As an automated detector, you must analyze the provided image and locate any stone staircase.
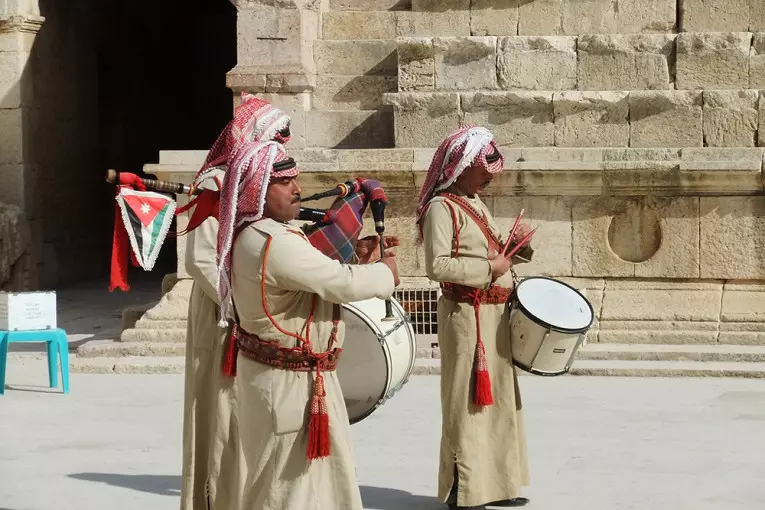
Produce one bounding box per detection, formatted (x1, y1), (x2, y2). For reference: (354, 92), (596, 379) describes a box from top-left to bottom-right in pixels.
(71, 0), (765, 377)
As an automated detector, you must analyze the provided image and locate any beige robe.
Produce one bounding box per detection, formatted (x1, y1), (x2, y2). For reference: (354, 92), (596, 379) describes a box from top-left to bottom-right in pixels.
(230, 218), (395, 510)
(421, 191), (531, 508)
(181, 168), (241, 510)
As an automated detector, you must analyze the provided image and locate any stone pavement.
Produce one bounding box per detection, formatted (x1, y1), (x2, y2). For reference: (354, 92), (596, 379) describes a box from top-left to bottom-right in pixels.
(1, 369), (764, 510)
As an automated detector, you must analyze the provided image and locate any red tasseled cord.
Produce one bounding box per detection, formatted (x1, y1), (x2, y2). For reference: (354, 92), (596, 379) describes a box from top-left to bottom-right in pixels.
(222, 330), (238, 377)
(307, 371), (330, 460)
(473, 300), (493, 406)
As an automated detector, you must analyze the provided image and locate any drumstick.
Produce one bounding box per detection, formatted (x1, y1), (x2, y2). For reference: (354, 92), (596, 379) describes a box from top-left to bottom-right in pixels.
(506, 228), (536, 259)
(501, 208), (525, 256)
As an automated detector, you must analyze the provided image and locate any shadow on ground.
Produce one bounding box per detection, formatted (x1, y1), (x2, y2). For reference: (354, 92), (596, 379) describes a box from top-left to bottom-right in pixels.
(360, 485), (441, 509)
(68, 473), (180, 497)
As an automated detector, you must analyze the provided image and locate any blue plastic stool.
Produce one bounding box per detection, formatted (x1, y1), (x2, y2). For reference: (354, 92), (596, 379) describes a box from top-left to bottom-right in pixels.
(0, 328), (70, 395)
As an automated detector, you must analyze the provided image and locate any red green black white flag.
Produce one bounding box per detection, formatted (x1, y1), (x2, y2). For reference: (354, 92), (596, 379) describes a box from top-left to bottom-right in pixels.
(115, 188), (176, 271)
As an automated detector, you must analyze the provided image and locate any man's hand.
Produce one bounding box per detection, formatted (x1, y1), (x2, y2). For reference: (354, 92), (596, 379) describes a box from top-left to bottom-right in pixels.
(512, 222), (533, 242)
(379, 255), (401, 287)
(355, 235), (401, 264)
(488, 248), (511, 281)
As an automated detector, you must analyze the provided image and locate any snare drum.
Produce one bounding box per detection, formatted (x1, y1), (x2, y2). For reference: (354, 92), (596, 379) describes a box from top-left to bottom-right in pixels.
(509, 277), (593, 376)
(336, 297), (417, 424)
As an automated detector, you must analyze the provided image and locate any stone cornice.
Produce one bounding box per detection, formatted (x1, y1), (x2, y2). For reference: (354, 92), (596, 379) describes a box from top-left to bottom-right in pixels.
(146, 148), (765, 197)
(0, 15), (44, 34)
(226, 66), (316, 93)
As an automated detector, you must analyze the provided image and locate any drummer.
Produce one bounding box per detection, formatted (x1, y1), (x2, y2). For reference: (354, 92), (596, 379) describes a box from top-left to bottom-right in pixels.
(216, 140), (401, 509)
(416, 125), (534, 510)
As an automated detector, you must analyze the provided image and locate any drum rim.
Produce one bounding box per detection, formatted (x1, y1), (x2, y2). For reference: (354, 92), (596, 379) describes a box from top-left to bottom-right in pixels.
(512, 276), (594, 334)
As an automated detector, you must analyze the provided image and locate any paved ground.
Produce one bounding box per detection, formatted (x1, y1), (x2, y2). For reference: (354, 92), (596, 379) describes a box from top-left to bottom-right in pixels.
(1, 367), (764, 510)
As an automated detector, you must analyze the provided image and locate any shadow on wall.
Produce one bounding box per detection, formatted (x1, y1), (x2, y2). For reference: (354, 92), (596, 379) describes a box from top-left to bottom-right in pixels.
(0, 0), (237, 291)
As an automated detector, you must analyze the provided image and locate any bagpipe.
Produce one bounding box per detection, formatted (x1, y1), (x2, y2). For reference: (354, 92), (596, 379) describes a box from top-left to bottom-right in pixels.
(105, 169), (395, 318)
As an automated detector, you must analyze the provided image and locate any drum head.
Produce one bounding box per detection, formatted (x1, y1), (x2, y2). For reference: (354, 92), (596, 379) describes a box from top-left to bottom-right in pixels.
(515, 277), (593, 333)
(336, 305), (388, 424)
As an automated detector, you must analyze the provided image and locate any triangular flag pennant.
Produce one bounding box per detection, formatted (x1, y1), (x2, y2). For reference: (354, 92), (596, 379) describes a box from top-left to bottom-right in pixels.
(115, 187), (176, 271)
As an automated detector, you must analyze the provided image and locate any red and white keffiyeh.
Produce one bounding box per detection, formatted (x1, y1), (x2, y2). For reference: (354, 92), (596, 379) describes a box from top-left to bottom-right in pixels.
(415, 124), (504, 240)
(216, 141), (300, 322)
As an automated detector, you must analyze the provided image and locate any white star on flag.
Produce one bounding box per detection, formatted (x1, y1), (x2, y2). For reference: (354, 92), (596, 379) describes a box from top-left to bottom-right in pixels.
(140, 203), (151, 215)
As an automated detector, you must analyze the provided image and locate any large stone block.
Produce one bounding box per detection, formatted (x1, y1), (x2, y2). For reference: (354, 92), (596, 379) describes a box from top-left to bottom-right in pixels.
(572, 197), (700, 278)
(518, 0), (563, 36)
(553, 92), (630, 147)
(398, 1), (471, 37)
(577, 34), (673, 90)
(433, 37), (497, 90)
(397, 38), (435, 91)
(749, 34), (765, 88)
(600, 280), (722, 322)
(470, 0), (518, 36)
(236, 7), (306, 68)
(462, 91), (554, 147)
(0, 108), (23, 164)
(314, 40), (397, 76)
(618, 0), (676, 33)
(329, 0), (411, 10)
(497, 36), (576, 90)
(700, 197), (765, 279)
(754, 2), (765, 31)
(0, 50), (29, 109)
(492, 196), (573, 276)
(629, 91), (703, 147)
(561, 0), (618, 35)
(679, 148), (763, 194)
(382, 92), (460, 147)
(313, 75), (397, 111)
(322, 11), (397, 40)
(304, 110), (394, 148)
(702, 90), (758, 147)
(679, 0), (749, 32)
(676, 32), (751, 89)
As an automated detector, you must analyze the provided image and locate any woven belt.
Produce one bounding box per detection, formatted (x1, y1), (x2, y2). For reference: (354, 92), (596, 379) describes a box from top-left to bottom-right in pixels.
(234, 326), (341, 372)
(441, 282), (512, 305)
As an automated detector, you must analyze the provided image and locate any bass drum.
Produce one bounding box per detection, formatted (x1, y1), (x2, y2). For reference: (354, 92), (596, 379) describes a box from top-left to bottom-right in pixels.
(337, 297), (417, 424)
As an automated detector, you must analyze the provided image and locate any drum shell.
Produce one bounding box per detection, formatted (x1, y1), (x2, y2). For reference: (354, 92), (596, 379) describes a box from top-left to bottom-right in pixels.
(509, 307), (586, 376)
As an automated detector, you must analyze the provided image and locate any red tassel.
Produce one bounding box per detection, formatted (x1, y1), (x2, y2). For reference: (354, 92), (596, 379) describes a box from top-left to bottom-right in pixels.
(110, 198), (130, 292)
(307, 372), (330, 460)
(222, 331), (238, 377)
(474, 340), (494, 406)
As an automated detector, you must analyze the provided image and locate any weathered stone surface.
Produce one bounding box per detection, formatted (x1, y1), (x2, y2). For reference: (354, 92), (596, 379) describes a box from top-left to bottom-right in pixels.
(602, 160), (682, 195)
(493, 196), (573, 276)
(313, 75), (397, 110)
(0, 108), (23, 164)
(470, 0), (518, 36)
(462, 91), (554, 146)
(676, 32), (751, 89)
(518, 0), (562, 36)
(329, 0), (411, 10)
(700, 197), (765, 279)
(322, 11), (397, 40)
(236, 7), (318, 70)
(553, 92), (630, 147)
(749, 34), (765, 88)
(562, 0), (618, 35)
(383, 92), (460, 147)
(314, 40), (397, 76)
(433, 37), (497, 90)
(572, 197), (700, 278)
(397, 2), (471, 37)
(679, 148), (763, 194)
(720, 283), (765, 322)
(679, 0), (749, 32)
(397, 38), (435, 91)
(600, 280), (722, 322)
(305, 110), (394, 148)
(251, 92), (310, 148)
(577, 34), (673, 90)
(702, 90), (758, 147)
(497, 36), (576, 90)
(603, 148), (681, 161)
(754, 2), (765, 31)
(618, 0), (676, 32)
(629, 91), (703, 147)
(0, 50), (29, 109)
(0, 201), (27, 288)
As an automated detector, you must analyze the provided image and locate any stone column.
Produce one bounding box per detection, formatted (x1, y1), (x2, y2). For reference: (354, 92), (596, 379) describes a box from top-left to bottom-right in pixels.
(0, 1), (43, 290)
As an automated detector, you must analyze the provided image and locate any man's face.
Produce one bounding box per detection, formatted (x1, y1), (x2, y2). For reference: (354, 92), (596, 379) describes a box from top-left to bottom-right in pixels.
(455, 164), (494, 196)
(264, 176), (301, 222)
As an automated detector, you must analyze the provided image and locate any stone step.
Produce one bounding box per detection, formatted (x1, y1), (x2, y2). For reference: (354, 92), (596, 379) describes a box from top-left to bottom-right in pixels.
(577, 344), (765, 362)
(77, 340), (186, 358)
(567, 360), (765, 378)
(69, 356), (186, 374)
(120, 328), (187, 343)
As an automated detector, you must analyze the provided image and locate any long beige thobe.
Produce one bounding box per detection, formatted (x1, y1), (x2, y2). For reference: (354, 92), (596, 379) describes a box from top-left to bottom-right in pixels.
(181, 168), (241, 510)
(421, 191), (532, 508)
(230, 218), (395, 510)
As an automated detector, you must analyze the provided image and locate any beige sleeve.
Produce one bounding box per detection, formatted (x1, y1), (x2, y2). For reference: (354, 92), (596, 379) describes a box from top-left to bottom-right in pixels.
(184, 216), (220, 304)
(263, 232), (395, 303)
(422, 201), (493, 290)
